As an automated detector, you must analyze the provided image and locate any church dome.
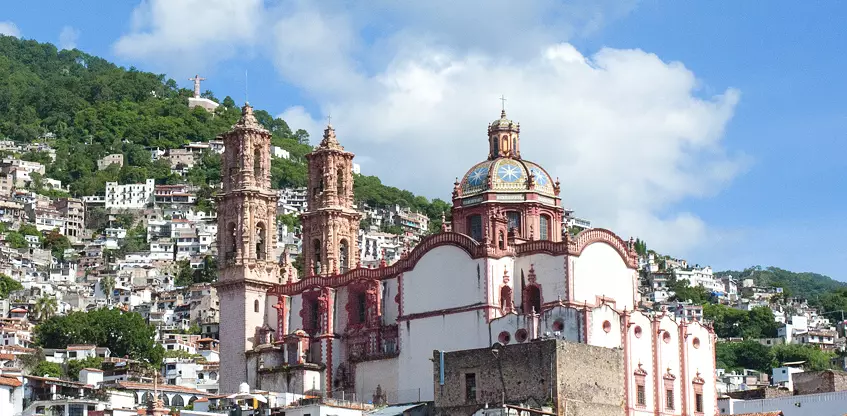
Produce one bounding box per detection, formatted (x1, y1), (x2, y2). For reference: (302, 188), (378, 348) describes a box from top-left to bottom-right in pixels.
(460, 157), (556, 199)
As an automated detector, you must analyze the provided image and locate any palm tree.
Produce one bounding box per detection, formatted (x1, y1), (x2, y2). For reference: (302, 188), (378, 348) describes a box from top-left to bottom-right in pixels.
(101, 275), (115, 304)
(33, 295), (58, 321)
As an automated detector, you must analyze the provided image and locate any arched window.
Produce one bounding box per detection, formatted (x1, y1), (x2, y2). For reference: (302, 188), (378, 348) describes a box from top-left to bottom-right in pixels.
(227, 222), (237, 261)
(210, 372), (218, 380)
(172, 395), (185, 408)
(525, 286), (541, 314)
(337, 167), (345, 198)
(141, 392), (151, 404)
(506, 211), (521, 233)
(189, 396), (198, 405)
(253, 147), (262, 180)
(467, 215), (483, 242)
(539, 215), (550, 241)
(313, 239), (322, 275)
(161, 394), (169, 407)
(501, 135), (510, 154)
(254, 299), (260, 313)
(498, 231), (505, 249)
(339, 239), (349, 273)
(255, 222), (266, 260)
(500, 285), (513, 313)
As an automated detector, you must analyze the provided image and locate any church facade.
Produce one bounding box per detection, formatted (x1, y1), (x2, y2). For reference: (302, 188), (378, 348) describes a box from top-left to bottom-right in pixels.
(216, 105), (718, 416)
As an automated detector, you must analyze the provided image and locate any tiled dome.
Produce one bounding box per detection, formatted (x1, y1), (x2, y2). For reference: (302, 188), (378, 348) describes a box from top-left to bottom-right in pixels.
(461, 157), (556, 198)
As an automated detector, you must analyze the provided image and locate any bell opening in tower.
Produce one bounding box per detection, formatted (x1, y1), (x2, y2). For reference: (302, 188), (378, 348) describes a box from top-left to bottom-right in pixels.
(313, 239), (322, 275)
(339, 239), (349, 273)
(525, 286), (541, 314)
(226, 222), (236, 262)
(253, 147), (262, 180)
(507, 211), (521, 233)
(255, 222), (266, 260)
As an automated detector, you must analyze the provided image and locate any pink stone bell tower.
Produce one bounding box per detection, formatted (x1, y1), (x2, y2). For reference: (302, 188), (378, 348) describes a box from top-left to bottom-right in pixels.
(301, 122), (361, 276)
(214, 104), (280, 394)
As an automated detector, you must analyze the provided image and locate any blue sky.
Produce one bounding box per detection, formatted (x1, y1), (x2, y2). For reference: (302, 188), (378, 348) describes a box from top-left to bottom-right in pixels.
(1, 1), (846, 279)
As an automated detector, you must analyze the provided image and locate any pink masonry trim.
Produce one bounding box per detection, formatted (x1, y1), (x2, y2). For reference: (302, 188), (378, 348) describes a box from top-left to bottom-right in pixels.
(652, 318), (661, 416)
(622, 311), (631, 413)
(271, 229), (636, 297)
(679, 321), (688, 415)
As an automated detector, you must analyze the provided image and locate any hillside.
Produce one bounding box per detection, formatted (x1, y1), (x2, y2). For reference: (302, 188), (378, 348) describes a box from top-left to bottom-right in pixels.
(716, 266), (847, 312)
(0, 35), (448, 227)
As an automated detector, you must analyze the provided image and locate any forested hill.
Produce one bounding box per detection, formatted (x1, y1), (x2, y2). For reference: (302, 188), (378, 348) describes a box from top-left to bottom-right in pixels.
(716, 266), (847, 311)
(0, 35), (449, 224)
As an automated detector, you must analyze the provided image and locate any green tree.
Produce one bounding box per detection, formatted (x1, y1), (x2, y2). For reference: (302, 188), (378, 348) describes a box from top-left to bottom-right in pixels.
(43, 229), (71, 260)
(715, 341), (775, 372)
(32, 361), (63, 378)
(5, 231), (28, 249)
(669, 277), (711, 304)
(0, 274), (23, 299)
(18, 223), (41, 237)
(772, 344), (835, 371)
(32, 295), (59, 322)
(66, 356), (104, 381)
(35, 308), (165, 366)
(175, 259), (194, 287)
(100, 275), (115, 302)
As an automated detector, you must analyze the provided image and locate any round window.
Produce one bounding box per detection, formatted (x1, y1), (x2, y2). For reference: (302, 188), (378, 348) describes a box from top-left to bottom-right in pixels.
(693, 337), (701, 349)
(515, 328), (529, 343)
(602, 320), (612, 333)
(498, 331), (511, 344)
(552, 319), (564, 332)
(663, 331), (672, 344)
(634, 326), (642, 338)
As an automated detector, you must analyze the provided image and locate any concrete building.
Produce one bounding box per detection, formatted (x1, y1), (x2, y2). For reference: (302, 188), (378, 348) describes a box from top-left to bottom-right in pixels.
(53, 197), (85, 242)
(105, 179), (156, 209)
(719, 390), (847, 415)
(98, 154), (124, 170)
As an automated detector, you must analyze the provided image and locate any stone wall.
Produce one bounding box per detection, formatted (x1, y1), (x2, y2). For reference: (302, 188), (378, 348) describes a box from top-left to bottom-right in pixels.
(793, 370), (847, 395)
(556, 342), (624, 416)
(432, 339), (624, 416)
(725, 386), (793, 400)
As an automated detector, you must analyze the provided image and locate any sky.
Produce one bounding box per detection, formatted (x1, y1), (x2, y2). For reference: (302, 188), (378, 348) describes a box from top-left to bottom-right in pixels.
(1, 1), (846, 279)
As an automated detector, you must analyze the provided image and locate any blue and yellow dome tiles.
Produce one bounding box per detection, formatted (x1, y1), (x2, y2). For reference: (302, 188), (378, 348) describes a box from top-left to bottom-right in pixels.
(460, 157), (556, 199)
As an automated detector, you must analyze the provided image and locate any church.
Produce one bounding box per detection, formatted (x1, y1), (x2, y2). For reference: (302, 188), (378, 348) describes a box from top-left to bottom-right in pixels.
(214, 104), (718, 416)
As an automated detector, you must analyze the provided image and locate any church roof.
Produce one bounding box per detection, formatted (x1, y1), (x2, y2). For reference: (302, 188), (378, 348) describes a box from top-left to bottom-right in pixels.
(460, 157), (556, 200)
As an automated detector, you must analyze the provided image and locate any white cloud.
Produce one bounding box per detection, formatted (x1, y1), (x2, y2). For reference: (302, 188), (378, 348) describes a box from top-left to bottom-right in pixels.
(113, 0), (264, 74)
(111, 1), (744, 255)
(0, 21), (20, 38)
(59, 26), (80, 50)
(273, 34), (744, 255)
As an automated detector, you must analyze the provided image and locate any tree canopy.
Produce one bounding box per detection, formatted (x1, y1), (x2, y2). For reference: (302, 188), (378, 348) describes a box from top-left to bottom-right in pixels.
(0, 273), (23, 299)
(34, 308), (164, 366)
(704, 304), (779, 339)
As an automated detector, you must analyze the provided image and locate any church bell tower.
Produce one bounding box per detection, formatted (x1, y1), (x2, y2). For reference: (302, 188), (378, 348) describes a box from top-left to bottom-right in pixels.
(214, 104), (279, 394)
(301, 123), (361, 276)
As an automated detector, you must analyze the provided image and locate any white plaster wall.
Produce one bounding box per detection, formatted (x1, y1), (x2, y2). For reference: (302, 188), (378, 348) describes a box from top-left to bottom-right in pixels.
(572, 242), (635, 311)
(381, 278), (399, 325)
(0, 386), (13, 416)
(658, 315), (682, 415)
(355, 358), (399, 403)
(398, 310), (490, 402)
(722, 390), (847, 415)
(488, 306), (584, 344)
(514, 253), (567, 307)
(401, 246), (484, 315)
(685, 322), (716, 416)
(588, 305), (622, 349)
(627, 311), (655, 416)
(289, 295), (305, 332)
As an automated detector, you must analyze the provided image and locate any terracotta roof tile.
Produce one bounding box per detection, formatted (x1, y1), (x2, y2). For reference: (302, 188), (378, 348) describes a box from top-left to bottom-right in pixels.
(0, 376), (21, 387)
(735, 412), (784, 416)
